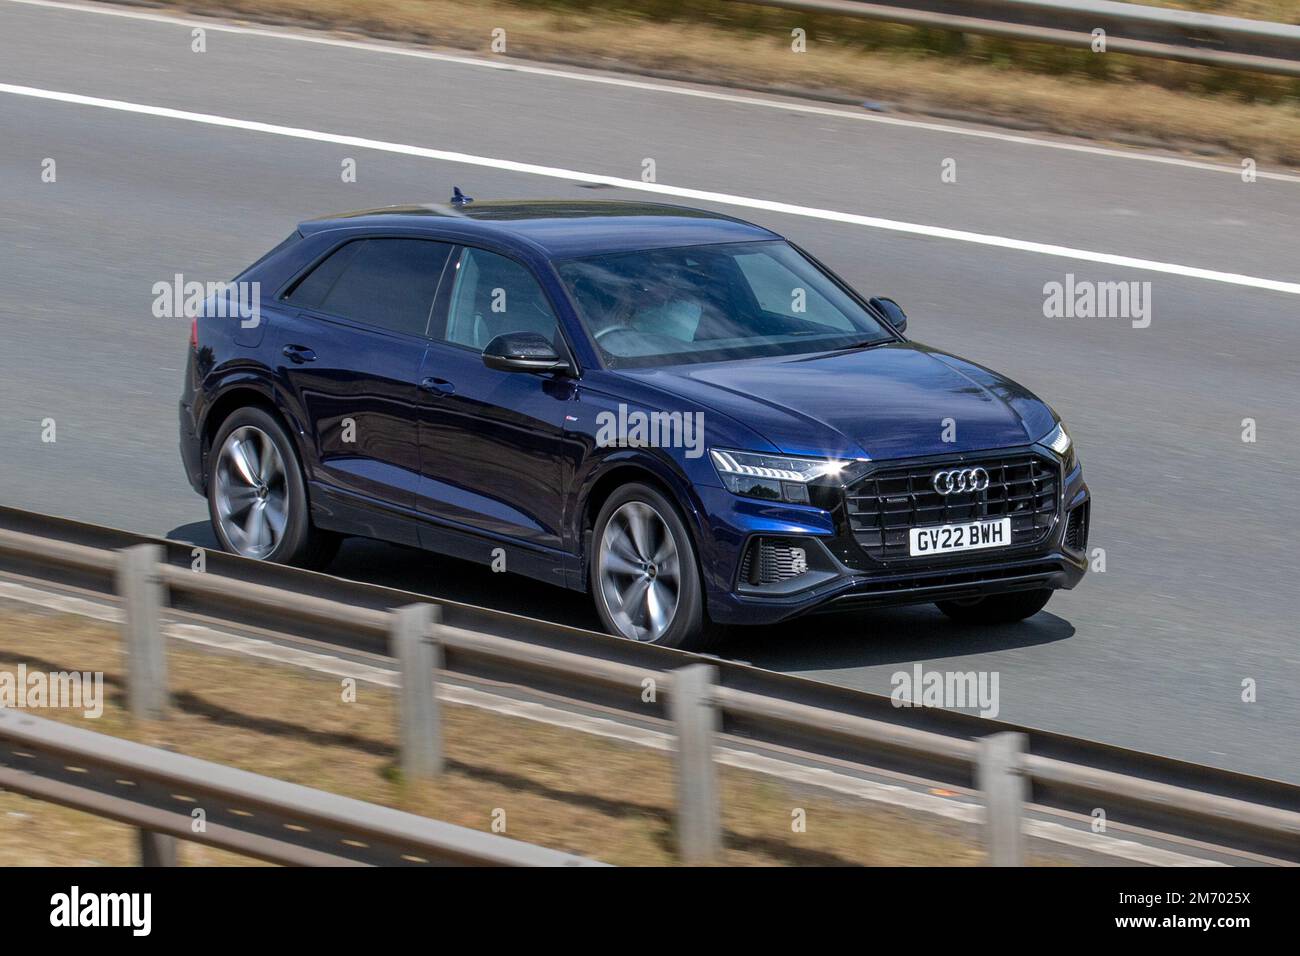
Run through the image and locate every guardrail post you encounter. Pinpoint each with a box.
[116,544,168,720]
[977,731,1027,866]
[138,830,177,866]
[391,603,443,780]
[669,663,720,863]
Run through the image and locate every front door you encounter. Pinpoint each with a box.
[415,245,574,580]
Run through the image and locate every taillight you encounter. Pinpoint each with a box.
[189,316,198,350]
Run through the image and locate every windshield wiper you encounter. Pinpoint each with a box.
[824,337,890,353]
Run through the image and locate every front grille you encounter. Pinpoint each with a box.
[739,538,810,585]
[846,453,1058,561]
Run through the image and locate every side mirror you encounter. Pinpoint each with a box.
[869,296,907,335]
[482,331,568,373]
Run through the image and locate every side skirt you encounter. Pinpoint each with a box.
[309,483,576,591]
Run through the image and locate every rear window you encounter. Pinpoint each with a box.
[284,238,453,336]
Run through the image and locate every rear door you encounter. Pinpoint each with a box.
[276,237,453,537]
[415,244,574,561]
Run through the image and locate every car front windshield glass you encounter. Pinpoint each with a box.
[556,240,893,368]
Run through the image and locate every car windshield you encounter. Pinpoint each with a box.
[556,240,894,368]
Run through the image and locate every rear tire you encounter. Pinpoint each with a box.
[207,407,340,570]
[589,483,714,650]
[936,588,1052,624]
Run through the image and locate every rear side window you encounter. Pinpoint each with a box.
[236,231,303,280]
[285,238,452,336]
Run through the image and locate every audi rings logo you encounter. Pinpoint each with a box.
[932,467,989,495]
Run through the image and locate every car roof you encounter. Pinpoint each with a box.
[296,199,780,259]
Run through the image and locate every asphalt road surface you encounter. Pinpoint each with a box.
[1,1,1297,781]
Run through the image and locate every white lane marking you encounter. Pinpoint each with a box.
[0,578,1224,866]
[2,81,1298,295]
[5,0,1300,184]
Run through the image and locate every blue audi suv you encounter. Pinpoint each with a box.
[179,198,1090,649]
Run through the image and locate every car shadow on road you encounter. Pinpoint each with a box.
[166,523,1073,673]
[166,524,603,628]
[167,520,219,549]
[332,537,605,629]
[720,603,1075,674]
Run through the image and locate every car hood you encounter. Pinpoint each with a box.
[626,342,1056,460]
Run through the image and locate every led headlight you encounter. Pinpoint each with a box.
[1041,421,1077,471]
[710,449,850,504]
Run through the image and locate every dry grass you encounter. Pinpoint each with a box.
[0,606,1062,866]
[114,0,1300,164]
[1128,0,1298,22]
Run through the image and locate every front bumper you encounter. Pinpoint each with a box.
[710,547,1085,625]
[700,445,1090,627]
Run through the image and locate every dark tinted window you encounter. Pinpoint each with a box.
[286,238,452,336]
[237,231,304,280]
[287,240,361,308]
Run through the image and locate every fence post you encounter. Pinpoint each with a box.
[390,603,443,780]
[138,829,177,867]
[116,544,168,720]
[977,731,1027,866]
[669,663,720,863]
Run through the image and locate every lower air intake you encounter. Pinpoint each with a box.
[739,538,810,586]
[1064,500,1090,552]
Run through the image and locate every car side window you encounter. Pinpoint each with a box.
[440,247,560,352]
[285,238,452,337]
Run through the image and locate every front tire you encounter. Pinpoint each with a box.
[590,483,711,650]
[207,407,339,569]
[936,588,1053,624]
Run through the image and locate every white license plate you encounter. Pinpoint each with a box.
[909,517,1012,557]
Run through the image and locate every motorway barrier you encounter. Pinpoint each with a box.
[391,602,444,780]
[736,0,1300,77]
[0,708,603,866]
[1,507,1298,864]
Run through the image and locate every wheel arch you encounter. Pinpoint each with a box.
[199,382,311,492]
[577,454,711,589]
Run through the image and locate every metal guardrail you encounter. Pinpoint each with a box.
[737,0,1300,76]
[1,505,1299,864]
[0,708,603,866]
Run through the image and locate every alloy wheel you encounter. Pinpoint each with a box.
[213,425,289,559]
[597,501,682,642]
